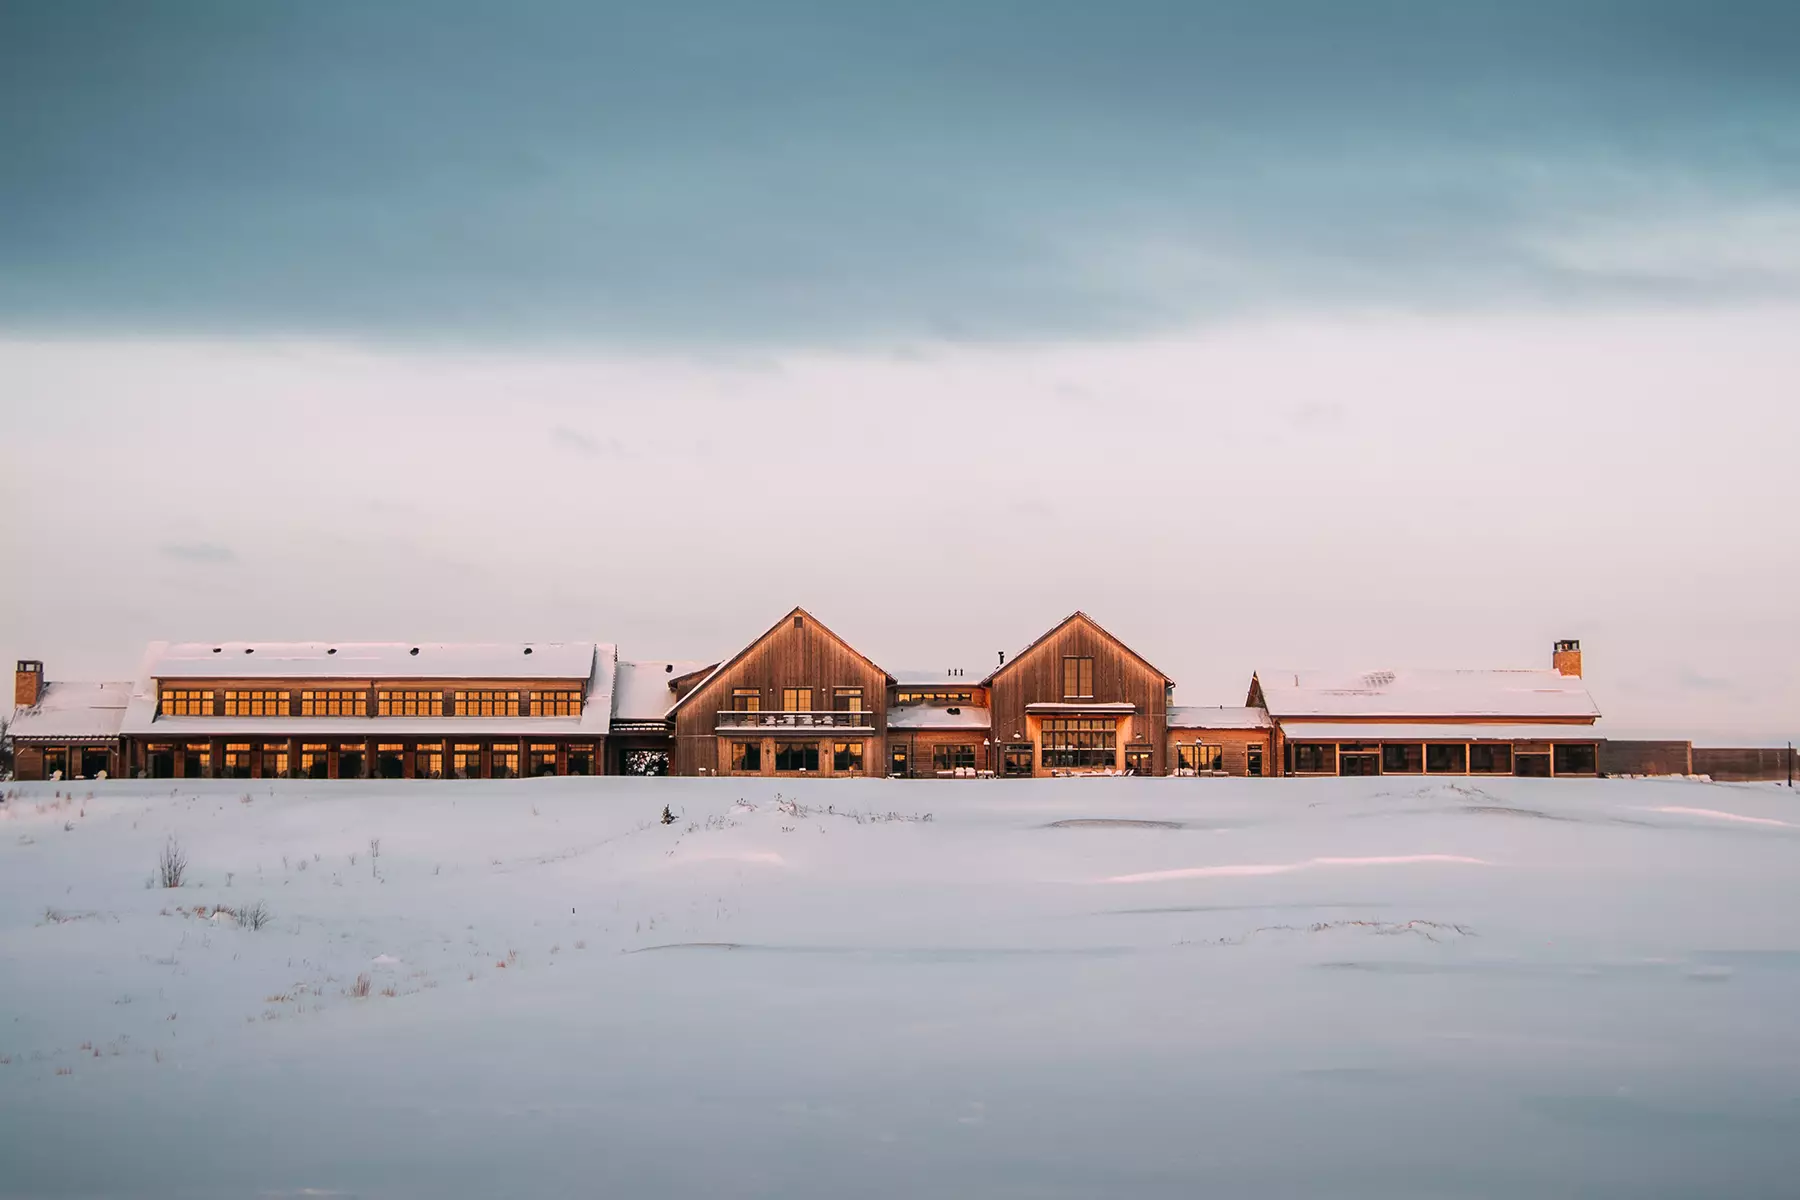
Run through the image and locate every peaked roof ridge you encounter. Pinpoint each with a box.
[981,609,1171,686]
[668,605,894,715]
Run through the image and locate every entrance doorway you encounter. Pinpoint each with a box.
[1003,744,1034,777]
[1247,745,1263,777]
[890,744,908,778]
[1340,752,1380,776]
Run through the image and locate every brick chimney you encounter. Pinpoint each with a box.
[1552,640,1582,678]
[15,660,44,708]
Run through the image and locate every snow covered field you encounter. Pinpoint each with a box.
[2,776,1797,1199]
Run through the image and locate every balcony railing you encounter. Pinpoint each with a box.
[716,710,872,731]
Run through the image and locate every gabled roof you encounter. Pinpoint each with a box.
[1167,705,1272,731]
[980,611,1172,686]
[149,641,602,681]
[10,681,133,740]
[1253,668,1599,721]
[668,607,894,715]
[613,659,713,723]
[116,643,617,736]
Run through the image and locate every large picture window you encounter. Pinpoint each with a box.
[1175,743,1223,775]
[301,743,329,780]
[224,743,253,779]
[1552,743,1597,775]
[1125,746,1154,775]
[1041,717,1114,769]
[1291,743,1336,774]
[160,689,214,716]
[528,743,558,776]
[730,741,762,773]
[415,743,444,779]
[454,690,520,717]
[1426,744,1468,774]
[532,691,581,717]
[301,690,365,717]
[1469,744,1513,774]
[261,743,289,779]
[453,743,482,779]
[224,690,290,717]
[774,742,819,772]
[781,688,814,712]
[378,690,442,717]
[490,742,520,779]
[1381,743,1424,774]
[932,744,977,771]
[336,744,365,779]
[376,743,405,778]
[1062,657,1094,699]
[181,743,210,778]
[833,688,863,713]
[833,741,865,773]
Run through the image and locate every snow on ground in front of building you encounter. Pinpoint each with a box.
[1,776,1797,1199]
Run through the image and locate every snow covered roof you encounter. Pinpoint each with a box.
[982,611,1172,687]
[887,706,992,730]
[1277,722,1604,743]
[613,660,712,723]
[1256,669,1599,721]
[10,681,132,740]
[890,669,980,687]
[118,642,617,737]
[1166,705,1272,730]
[148,641,602,681]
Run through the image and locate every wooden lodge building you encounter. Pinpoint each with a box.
[10,617,1790,783]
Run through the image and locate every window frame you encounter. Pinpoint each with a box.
[730,740,762,773]
[833,740,864,773]
[300,689,367,718]
[773,741,819,772]
[1062,657,1095,699]
[224,689,291,717]
[781,688,814,713]
[159,688,215,717]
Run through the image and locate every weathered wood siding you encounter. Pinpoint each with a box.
[672,611,888,777]
[1164,728,1272,777]
[988,614,1169,776]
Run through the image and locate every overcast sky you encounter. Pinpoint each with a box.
[2,2,1796,741]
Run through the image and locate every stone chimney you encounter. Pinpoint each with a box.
[15,660,44,708]
[1553,640,1582,678]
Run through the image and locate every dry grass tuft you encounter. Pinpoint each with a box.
[349,973,373,999]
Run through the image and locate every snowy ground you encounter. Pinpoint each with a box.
[2,776,1798,1199]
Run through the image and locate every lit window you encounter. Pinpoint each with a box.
[376,744,405,779]
[731,689,761,712]
[833,741,864,772]
[1041,717,1114,768]
[730,741,762,773]
[300,690,365,717]
[528,743,558,776]
[160,689,214,716]
[565,744,596,776]
[532,691,581,717]
[378,690,442,716]
[224,690,290,717]
[452,743,482,779]
[833,688,863,713]
[224,743,253,779]
[453,690,520,717]
[781,688,813,712]
[895,690,973,705]
[490,742,520,779]
[1176,743,1223,775]
[414,743,444,779]
[301,743,330,779]
[1062,657,1094,699]
[261,743,289,778]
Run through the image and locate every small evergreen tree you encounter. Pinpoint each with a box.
[660,805,676,826]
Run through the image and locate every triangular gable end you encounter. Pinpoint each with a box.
[1246,674,1267,709]
[980,611,1172,687]
[668,607,894,715]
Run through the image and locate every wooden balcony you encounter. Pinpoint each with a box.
[716,710,874,732]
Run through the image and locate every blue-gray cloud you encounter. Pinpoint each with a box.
[160,541,238,565]
[2,1,1798,345]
